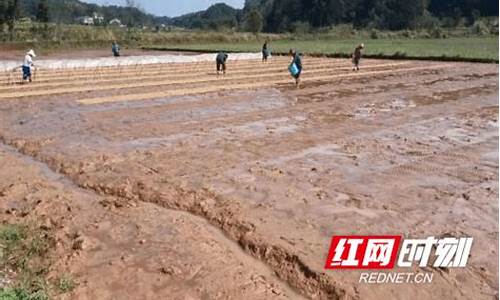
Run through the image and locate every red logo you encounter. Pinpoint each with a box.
[325,236,401,269]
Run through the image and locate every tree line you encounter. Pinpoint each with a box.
[0,0,159,28]
[244,0,498,32]
[0,0,498,34]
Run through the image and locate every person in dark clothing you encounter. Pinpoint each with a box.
[352,43,364,71]
[289,49,302,87]
[112,41,121,57]
[262,40,270,62]
[216,51,228,75]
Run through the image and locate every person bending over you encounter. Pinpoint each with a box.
[216,51,228,75]
[112,41,121,57]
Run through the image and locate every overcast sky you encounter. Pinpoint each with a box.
[82,0,245,17]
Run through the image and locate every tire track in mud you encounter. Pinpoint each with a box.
[185,82,498,193]
[0,135,353,300]
[295,68,498,97]
[97,69,493,149]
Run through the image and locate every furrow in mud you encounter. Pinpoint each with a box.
[0,135,351,300]
[0,57,320,84]
[2,62,413,100]
[0,61,407,92]
[75,64,451,105]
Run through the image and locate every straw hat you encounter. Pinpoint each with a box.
[27,49,36,57]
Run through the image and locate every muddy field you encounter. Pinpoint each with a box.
[0,55,498,300]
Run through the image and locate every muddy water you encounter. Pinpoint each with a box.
[0,58,498,299]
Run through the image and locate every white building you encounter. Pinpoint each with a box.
[77,16,94,26]
[93,13,105,25]
[109,18,122,26]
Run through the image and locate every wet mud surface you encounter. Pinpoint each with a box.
[0,57,498,299]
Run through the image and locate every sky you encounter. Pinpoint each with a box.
[82,0,245,17]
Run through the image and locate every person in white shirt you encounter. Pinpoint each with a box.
[22,49,36,83]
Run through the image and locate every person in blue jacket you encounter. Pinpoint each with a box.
[112,41,121,57]
[289,49,302,87]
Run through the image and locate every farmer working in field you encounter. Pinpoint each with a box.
[289,49,302,87]
[216,51,228,75]
[112,41,121,57]
[22,49,36,84]
[262,40,270,62]
[352,43,364,71]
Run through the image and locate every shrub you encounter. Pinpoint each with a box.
[0,288,49,300]
[290,21,311,35]
[329,24,354,39]
[471,20,490,35]
[57,275,76,293]
[429,27,445,39]
[0,223,52,300]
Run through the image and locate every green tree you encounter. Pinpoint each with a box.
[6,0,20,36]
[37,0,49,22]
[245,9,263,34]
[0,0,8,27]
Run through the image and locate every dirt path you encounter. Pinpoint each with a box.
[0,56,497,299]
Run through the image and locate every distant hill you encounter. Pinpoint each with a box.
[13,0,500,33]
[245,0,499,32]
[19,0,163,26]
[169,3,242,30]
[17,0,240,29]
